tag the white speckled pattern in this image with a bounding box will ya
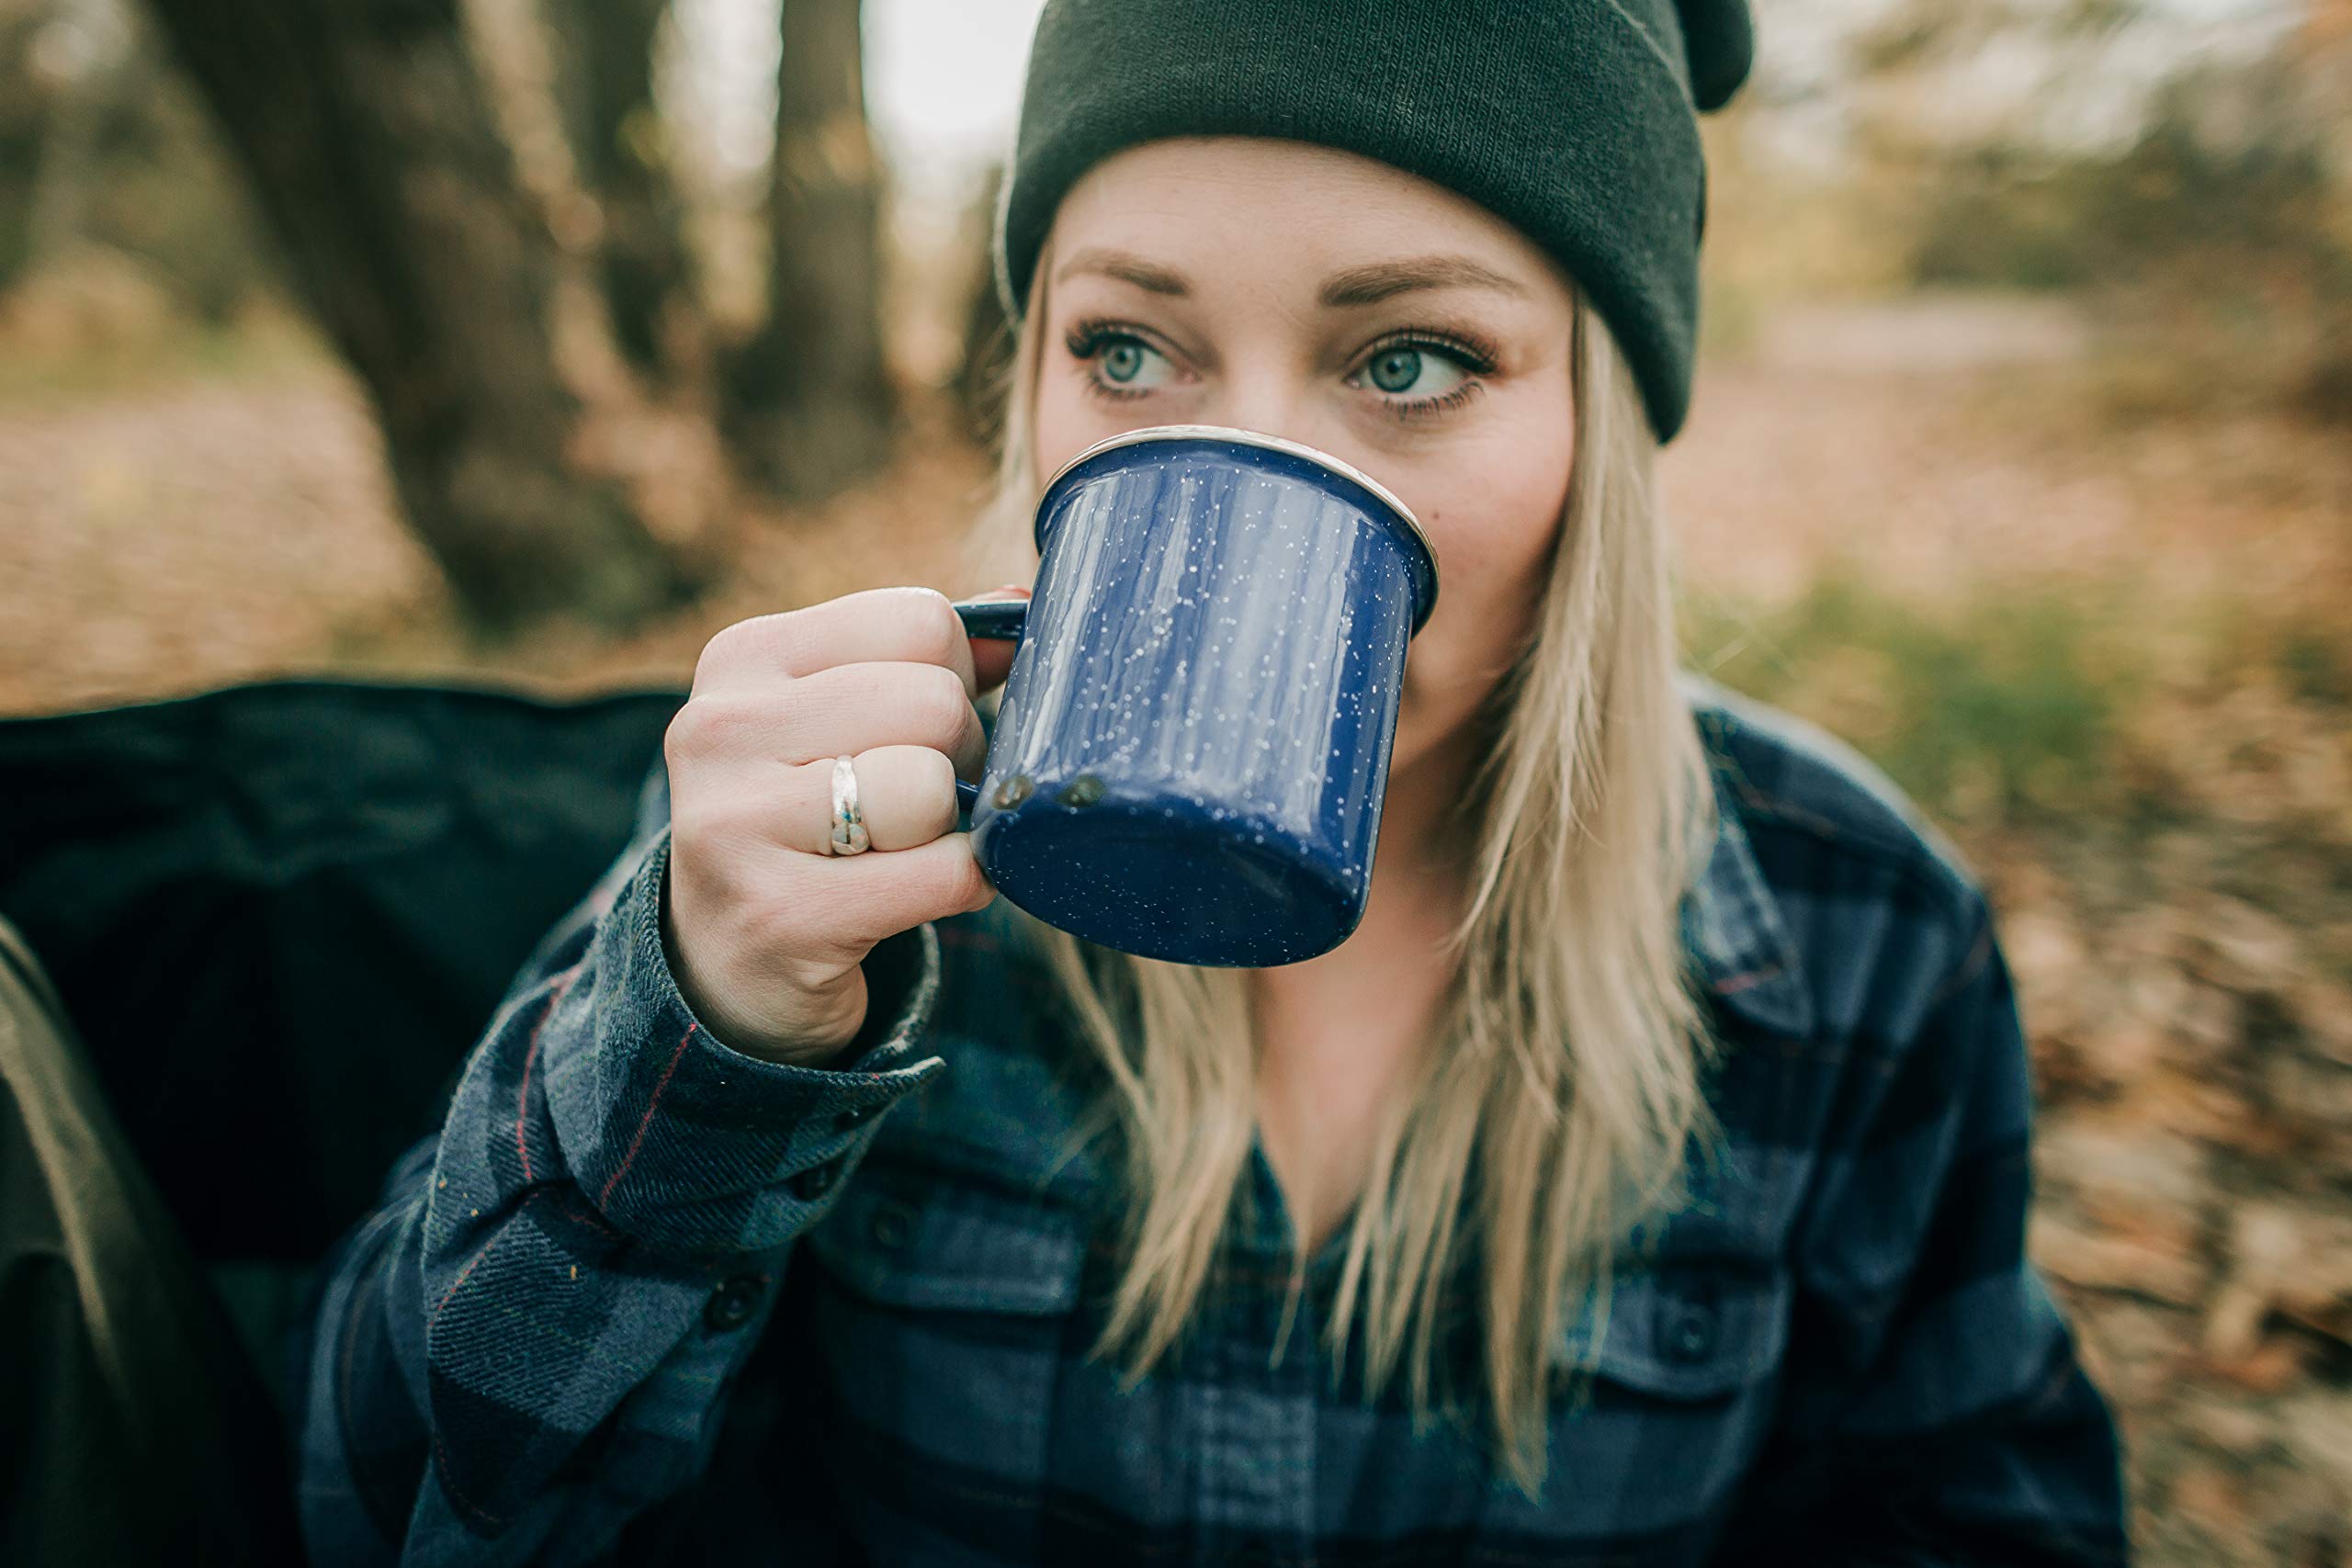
[972,433,1435,965]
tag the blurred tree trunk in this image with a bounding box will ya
[725,0,894,502]
[545,0,701,386]
[139,0,697,632]
[20,2,125,274]
[0,2,48,288]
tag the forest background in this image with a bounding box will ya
[1,1,2347,1562]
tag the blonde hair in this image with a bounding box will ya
[960,237,1722,1496]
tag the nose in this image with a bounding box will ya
[1195,387,1323,450]
[1179,343,1319,446]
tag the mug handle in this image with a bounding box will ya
[950,597,1028,812]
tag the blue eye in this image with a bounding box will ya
[1070,326,1176,394]
[1370,348,1420,392]
[1102,341,1148,383]
[1361,345,1468,400]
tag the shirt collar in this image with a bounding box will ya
[1679,749,1817,1041]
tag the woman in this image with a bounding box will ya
[296,2,2130,1562]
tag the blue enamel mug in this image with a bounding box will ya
[942,424,1438,967]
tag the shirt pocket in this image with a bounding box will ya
[797,1163,1086,1546]
[1572,1265,1792,1400]
[1521,1267,1792,1538]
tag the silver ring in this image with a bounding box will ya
[828,754,870,855]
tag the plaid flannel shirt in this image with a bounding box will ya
[293,674,2129,1566]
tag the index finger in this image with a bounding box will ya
[694,586,979,699]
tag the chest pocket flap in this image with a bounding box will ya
[800,1165,1085,1315]
[1562,1265,1792,1401]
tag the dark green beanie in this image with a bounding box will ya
[995,0,1755,443]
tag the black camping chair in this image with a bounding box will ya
[0,678,684,1561]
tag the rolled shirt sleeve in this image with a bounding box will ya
[296,766,945,1566]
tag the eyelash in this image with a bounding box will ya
[1062,320,1162,404]
[1360,328,1497,421]
[1062,318,1499,421]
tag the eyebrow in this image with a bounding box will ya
[1319,254,1530,307]
[1053,247,1191,296]
[1051,247,1531,308]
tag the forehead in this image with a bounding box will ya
[1046,137,1560,296]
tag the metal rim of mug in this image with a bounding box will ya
[1032,423,1440,629]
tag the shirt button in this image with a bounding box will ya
[791,1158,842,1201]
[1661,1299,1720,1364]
[868,1199,916,1250]
[704,1273,763,1332]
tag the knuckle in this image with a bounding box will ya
[700,610,827,684]
[909,590,966,669]
[913,745,958,801]
[910,664,974,745]
[694,615,771,684]
[668,693,754,758]
[664,697,716,764]
[933,660,978,722]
